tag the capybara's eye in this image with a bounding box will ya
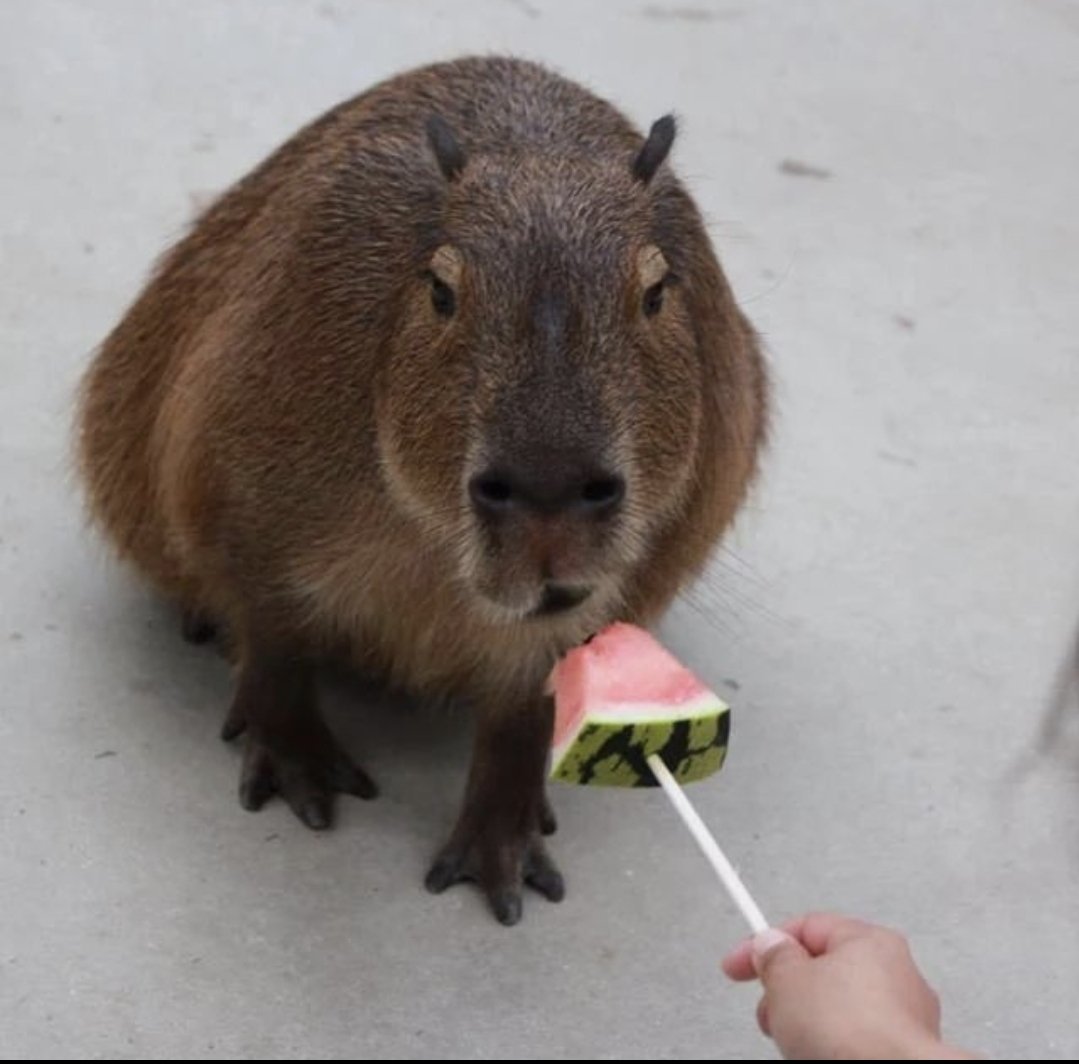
[429,273,456,318]
[642,280,664,317]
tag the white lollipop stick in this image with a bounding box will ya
[647,753,768,934]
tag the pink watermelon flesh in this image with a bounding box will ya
[551,623,711,747]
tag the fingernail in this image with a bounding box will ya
[751,927,792,972]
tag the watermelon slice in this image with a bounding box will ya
[548,623,730,787]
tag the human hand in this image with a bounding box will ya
[722,913,976,1060]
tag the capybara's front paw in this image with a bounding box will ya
[425,815,564,926]
[221,653,377,830]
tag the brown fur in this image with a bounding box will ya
[77,57,768,925]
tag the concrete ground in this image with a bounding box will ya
[2,0,1078,1058]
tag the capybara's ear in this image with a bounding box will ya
[632,115,676,184]
[426,114,467,181]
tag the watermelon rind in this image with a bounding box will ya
[549,701,730,787]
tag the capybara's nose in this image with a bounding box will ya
[469,455,625,519]
[535,583,593,615]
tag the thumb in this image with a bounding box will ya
[751,927,809,981]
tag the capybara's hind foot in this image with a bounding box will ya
[181,608,217,645]
[181,607,237,663]
[237,731,377,829]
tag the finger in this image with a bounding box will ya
[721,939,758,981]
[780,912,877,957]
[723,911,873,980]
[755,995,772,1038]
[752,928,807,978]
[723,919,814,981]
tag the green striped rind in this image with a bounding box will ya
[550,709,730,787]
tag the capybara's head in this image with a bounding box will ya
[377,115,715,625]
